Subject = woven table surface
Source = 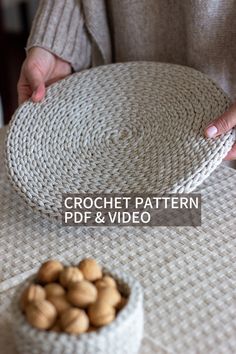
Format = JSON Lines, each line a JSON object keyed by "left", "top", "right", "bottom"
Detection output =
{"left": 5, "top": 62, "right": 235, "bottom": 220}
{"left": 1, "top": 126, "right": 236, "bottom": 354}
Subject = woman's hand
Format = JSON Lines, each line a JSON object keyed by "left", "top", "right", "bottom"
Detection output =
{"left": 205, "top": 102, "right": 236, "bottom": 160}
{"left": 17, "top": 47, "right": 72, "bottom": 105}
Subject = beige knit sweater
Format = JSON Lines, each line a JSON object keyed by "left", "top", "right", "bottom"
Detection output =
{"left": 27, "top": 0, "right": 236, "bottom": 101}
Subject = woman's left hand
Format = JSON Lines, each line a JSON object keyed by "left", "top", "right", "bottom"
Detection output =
{"left": 205, "top": 102, "right": 236, "bottom": 160}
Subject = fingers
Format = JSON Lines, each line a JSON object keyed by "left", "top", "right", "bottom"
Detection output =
{"left": 17, "top": 47, "right": 72, "bottom": 105}
{"left": 205, "top": 103, "right": 236, "bottom": 138}
{"left": 17, "top": 65, "right": 45, "bottom": 105}
{"left": 224, "top": 143, "right": 236, "bottom": 161}
{"left": 17, "top": 48, "right": 49, "bottom": 105}
{"left": 26, "top": 63, "right": 46, "bottom": 102}
{"left": 31, "top": 82, "right": 46, "bottom": 102}
{"left": 17, "top": 79, "right": 32, "bottom": 105}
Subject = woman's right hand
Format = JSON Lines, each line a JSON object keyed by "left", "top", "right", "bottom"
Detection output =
{"left": 17, "top": 47, "right": 72, "bottom": 105}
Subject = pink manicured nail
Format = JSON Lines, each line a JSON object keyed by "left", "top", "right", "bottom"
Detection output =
{"left": 32, "top": 92, "right": 41, "bottom": 102}
{"left": 32, "top": 92, "right": 38, "bottom": 100}
{"left": 206, "top": 125, "right": 218, "bottom": 138}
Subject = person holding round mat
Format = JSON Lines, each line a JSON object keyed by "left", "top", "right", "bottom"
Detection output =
{"left": 17, "top": 0, "right": 236, "bottom": 161}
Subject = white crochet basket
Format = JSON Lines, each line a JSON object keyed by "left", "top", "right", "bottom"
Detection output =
{"left": 5, "top": 62, "right": 235, "bottom": 220}
{"left": 12, "top": 269, "right": 143, "bottom": 354}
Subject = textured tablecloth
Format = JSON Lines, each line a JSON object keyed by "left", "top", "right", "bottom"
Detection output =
{"left": 0, "top": 125, "right": 236, "bottom": 354}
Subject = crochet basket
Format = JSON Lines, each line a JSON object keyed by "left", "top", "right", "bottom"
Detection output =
{"left": 12, "top": 269, "right": 143, "bottom": 354}
{"left": 5, "top": 62, "right": 235, "bottom": 220}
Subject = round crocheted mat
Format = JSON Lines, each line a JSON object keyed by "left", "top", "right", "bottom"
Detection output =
{"left": 5, "top": 62, "right": 235, "bottom": 218}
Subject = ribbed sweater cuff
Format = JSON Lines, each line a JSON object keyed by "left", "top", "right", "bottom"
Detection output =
{"left": 26, "top": 0, "right": 91, "bottom": 71}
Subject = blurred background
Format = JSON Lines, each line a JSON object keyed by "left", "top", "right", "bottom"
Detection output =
{"left": 0, "top": 0, "right": 38, "bottom": 127}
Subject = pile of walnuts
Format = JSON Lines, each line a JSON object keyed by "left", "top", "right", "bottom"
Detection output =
{"left": 20, "top": 258, "right": 127, "bottom": 334}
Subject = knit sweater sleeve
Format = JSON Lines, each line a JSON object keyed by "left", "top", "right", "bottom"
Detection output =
{"left": 26, "top": 0, "right": 92, "bottom": 71}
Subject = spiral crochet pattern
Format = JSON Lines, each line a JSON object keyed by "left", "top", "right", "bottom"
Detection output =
{"left": 5, "top": 62, "right": 235, "bottom": 219}
{"left": 12, "top": 270, "right": 143, "bottom": 354}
